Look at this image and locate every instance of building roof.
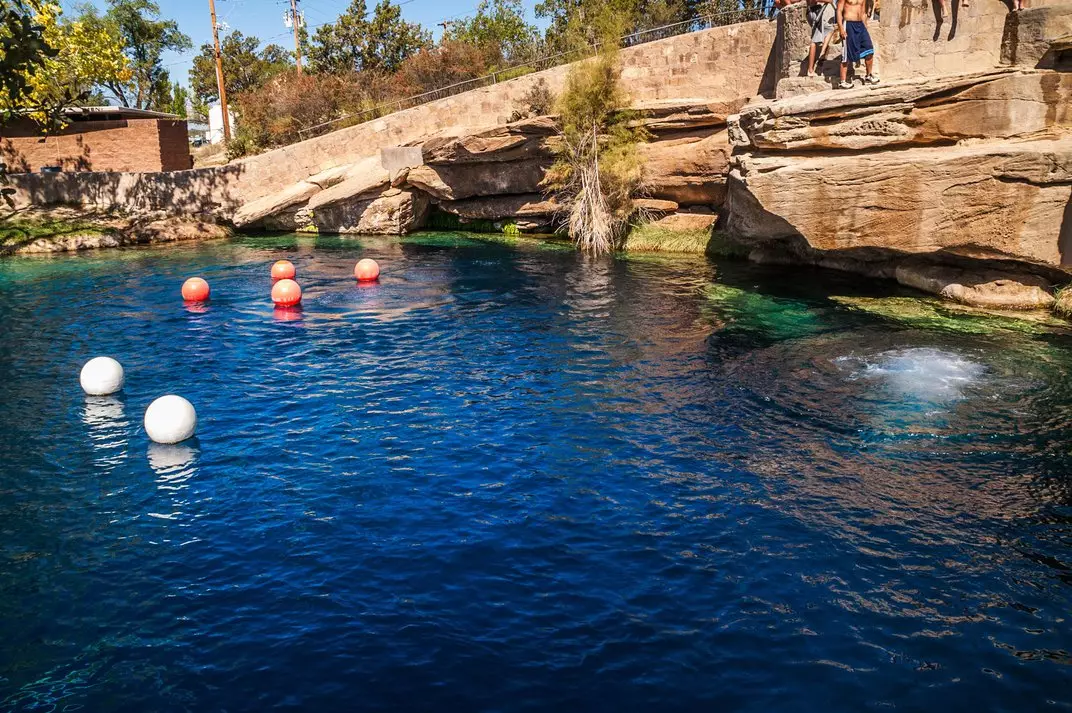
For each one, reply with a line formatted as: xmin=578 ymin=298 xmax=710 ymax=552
xmin=63 ymin=106 xmax=182 ymax=121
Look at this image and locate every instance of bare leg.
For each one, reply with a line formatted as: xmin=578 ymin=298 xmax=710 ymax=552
xmin=841 ymin=61 xmax=849 ymax=83
xmin=808 ymin=43 xmax=818 ymax=74
xmin=865 ymin=56 xmax=874 ymax=76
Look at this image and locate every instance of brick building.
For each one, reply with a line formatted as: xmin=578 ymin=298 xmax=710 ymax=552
xmin=1 ymin=107 xmax=193 ymax=174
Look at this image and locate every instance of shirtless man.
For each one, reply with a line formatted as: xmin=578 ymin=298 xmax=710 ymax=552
xmin=837 ymin=0 xmax=879 ymax=88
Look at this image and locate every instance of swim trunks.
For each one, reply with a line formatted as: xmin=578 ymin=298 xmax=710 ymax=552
xmin=807 ymin=1 xmax=837 ymax=43
xmin=842 ymin=20 xmax=875 ymax=63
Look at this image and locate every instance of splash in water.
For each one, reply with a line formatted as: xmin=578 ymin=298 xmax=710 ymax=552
xmin=836 ymin=347 xmax=986 ymax=402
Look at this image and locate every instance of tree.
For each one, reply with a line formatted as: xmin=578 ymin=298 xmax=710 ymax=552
xmin=443 ymin=0 xmax=538 ymax=66
xmin=309 ymin=0 xmax=430 ymax=74
xmin=0 ymin=1 xmax=129 ymax=127
xmin=188 ymin=31 xmax=291 ymax=109
xmin=87 ymin=0 xmax=191 ymax=111
xmin=543 ymin=14 xmax=645 ymax=254
xmin=0 ymin=0 xmax=58 ymax=118
xmin=168 ymin=81 xmax=187 ymax=117
xmin=536 ymin=0 xmax=691 ymax=52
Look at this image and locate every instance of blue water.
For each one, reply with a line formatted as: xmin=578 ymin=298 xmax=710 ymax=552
xmin=1 ymin=233 xmax=1071 ymax=712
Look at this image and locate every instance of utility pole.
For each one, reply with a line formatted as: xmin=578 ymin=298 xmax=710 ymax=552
xmin=208 ymin=0 xmax=231 ymax=142
xmin=290 ymin=0 xmax=303 ymax=74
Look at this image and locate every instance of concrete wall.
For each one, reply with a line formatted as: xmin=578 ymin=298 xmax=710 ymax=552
xmin=4 ymin=18 xmax=780 ymax=219
xmin=1 ymin=118 xmax=192 ymax=173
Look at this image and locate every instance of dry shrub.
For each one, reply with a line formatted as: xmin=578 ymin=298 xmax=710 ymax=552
xmin=394 ymin=41 xmax=491 ymax=96
xmin=232 ymin=69 xmax=395 ymax=153
xmin=543 ymin=50 xmax=644 ymax=254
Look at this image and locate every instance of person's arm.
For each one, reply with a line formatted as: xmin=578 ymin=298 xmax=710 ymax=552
xmin=837 ymin=0 xmax=845 ymax=35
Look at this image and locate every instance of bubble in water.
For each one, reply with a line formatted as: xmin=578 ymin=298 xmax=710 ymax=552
xmin=836 ymin=347 xmax=986 ymax=402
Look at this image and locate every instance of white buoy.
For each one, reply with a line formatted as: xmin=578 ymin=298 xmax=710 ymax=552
xmin=80 ymin=357 xmax=125 ymax=396
xmin=144 ymin=395 xmax=197 ymax=444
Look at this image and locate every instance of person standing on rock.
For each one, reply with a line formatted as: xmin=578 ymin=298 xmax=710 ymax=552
xmin=837 ymin=0 xmax=879 ymax=88
xmin=807 ymin=0 xmax=838 ymax=76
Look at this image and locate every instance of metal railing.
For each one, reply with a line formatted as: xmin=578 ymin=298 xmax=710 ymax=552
xmin=296 ymin=6 xmax=770 ymax=140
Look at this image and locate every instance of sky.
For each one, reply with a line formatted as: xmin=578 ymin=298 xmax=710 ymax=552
xmin=62 ymin=0 xmax=545 ymax=89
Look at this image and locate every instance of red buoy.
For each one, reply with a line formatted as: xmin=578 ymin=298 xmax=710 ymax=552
xmin=354 ymin=258 xmax=380 ymax=282
xmin=271 ymin=260 xmax=296 ymax=280
xmin=181 ymin=277 xmax=210 ymax=302
xmin=271 ymin=278 xmax=302 ymax=307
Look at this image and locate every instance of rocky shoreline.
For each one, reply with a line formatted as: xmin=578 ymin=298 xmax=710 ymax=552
xmin=0 ymin=207 xmax=232 ymax=255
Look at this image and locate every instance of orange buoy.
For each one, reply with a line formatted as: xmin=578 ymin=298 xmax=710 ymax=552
xmin=271 ymin=259 xmax=296 ymax=280
xmin=354 ymin=258 xmax=380 ymax=282
xmin=271 ymin=278 xmax=302 ymax=307
xmin=181 ymin=277 xmax=210 ymax=302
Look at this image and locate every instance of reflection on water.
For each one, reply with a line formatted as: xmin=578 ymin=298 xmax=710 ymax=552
xmin=0 ymin=234 xmax=1070 ymax=712
xmin=82 ymin=396 xmax=128 ymax=470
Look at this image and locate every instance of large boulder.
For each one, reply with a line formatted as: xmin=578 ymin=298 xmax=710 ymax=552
xmin=894 ymin=260 xmax=1056 ymax=309
xmin=303 ymin=189 xmax=430 ymax=235
xmin=726 ymin=138 xmax=1072 ymax=268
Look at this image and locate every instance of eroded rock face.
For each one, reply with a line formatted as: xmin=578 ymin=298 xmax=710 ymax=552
xmin=728 ymin=138 xmax=1072 ymax=266
xmin=733 ymin=70 xmax=1072 ymax=152
xmin=307 ymin=189 xmax=430 ymax=235
xmin=640 ymin=130 xmax=731 ymax=207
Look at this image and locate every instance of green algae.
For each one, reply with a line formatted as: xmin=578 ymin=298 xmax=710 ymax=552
xmin=0 ymin=216 xmax=112 ymax=249
xmin=830 ymin=295 xmax=1071 ymax=336
xmin=702 ymin=282 xmax=831 ymax=342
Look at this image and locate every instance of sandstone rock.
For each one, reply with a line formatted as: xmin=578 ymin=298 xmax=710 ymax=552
xmin=633 ymin=198 xmax=679 ymax=213
xmin=420 ymin=117 xmax=556 ymax=164
xmin=640 ymin=130 xmax=731 ymax=206
xmin=733 ymin=70 xmax=1072 ymax=152
xmin=391 ymin=167 xmax=410 ymax=187
xmin=894 ymin=261 xmax=1057 ymax=309
xmin=14 ymin=217 xmax=230 ymax=254
xmin=306 ymin=190 xmax=430 ymax=235
xmin=652 ymin=212 xmax=718 ymax=231
xmin=232 ymin=181 xmax=321 ymax=229
xmin=438 ymin=194 xmax=561 ymax=221
xmin=628 ymin=99 xmax=740 ymax=133
xmin=405 ymin=161 xmax=549 ymax=201
xmin=306 ymin=158 xmax=391 ymax=211
xmin=726 ymin=138 xmax=1072 ymax=268
xmin=1001 ymin=4 xmax=1072 ymax=68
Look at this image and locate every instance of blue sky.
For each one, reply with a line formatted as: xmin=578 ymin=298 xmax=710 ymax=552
xmin=62 ymin=0 xmax=545 ymax=88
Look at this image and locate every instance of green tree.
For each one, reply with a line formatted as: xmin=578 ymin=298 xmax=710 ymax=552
xmin=188 ymin=31 xmax=290 ymax=109
xmin=0 ymin=1 xmax=129 ymax=127
xmin=443 ymin=0 xmax=538 ymax=66
xmin=168 ymin=81 xmax=187 ymax=117
xmin=536 ymin=0 xmax=691 ymax=52
xmin=0 ymin=0 xmax=58 ymax=119
xmin=309 ymin=0 xmax=430 ymax=74
xmin=87 ymin=0 xmax=191 ymax=111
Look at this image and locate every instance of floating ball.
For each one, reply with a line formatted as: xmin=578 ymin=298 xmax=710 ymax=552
xmin=354 ymin=258 xmax=380 ymax=282
xmin=182 ymin=277 xmax=210 ymax=302
xmin=144 ymin=395 xmax=197 ymax=444
xmin=271 ymin=260 xmax=296 ymax=280
xmin=80 ymin=356 xmax=125 ymax=396
xmin=271 ymin=278 xmax=302 ymax=307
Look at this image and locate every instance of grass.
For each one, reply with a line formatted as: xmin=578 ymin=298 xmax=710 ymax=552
xmin=622 ymin=223 xmax=712 ymax=254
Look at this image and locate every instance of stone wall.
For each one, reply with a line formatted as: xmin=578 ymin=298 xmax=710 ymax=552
xmin=1 ymin=118 xmax=192 ymax=173
xmin=3 ymin=18 xmax=780 ymax=218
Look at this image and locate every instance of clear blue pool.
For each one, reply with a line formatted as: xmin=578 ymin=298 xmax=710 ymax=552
xmin=1 ymin=233 xmax=1071 ymax=712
